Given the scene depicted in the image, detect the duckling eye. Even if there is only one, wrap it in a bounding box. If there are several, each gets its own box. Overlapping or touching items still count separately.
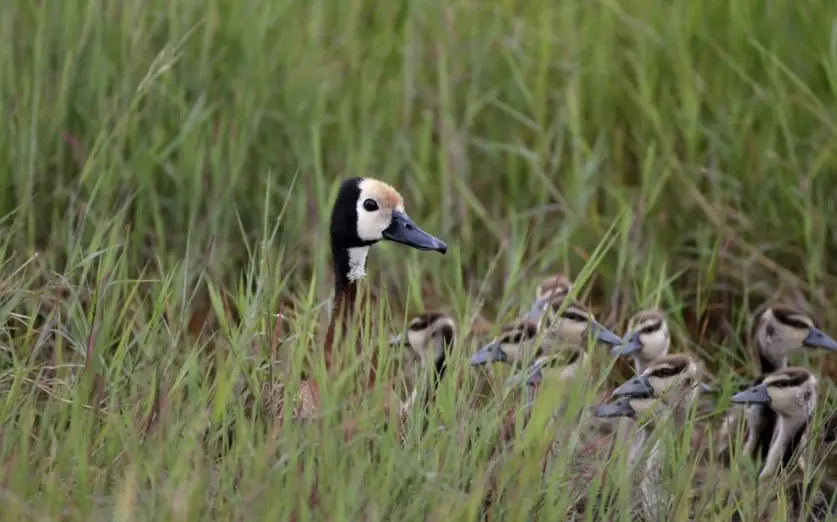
[362,199,379,212]
[641,325,658,335]
[409,320,428,331]
[771,379,793,389]
[652,367,679,378]
[562,312,586,322]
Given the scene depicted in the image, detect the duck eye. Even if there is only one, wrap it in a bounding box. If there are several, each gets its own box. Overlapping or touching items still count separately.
[641,325,658,335]
[652,367,679,378]
[562,312,586,322]
[363,199,379,212]
[409,320,428,331]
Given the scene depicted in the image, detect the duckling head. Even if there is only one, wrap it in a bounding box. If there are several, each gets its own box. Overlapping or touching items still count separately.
[611,353,712,407]
[611,309,670,372]
[390,312,456,364]
[731,367,817,422]
[536,273,574,302]
[755,307,837,370]
[469,319,540,367]
[594,395,658,421]
[539,296,623,349]
[524,274,574,322]
[505,346,587,388]
[330,177,447,285]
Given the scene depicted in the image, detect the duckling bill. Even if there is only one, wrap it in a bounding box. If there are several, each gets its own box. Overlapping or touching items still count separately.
[612,374,713,398]
[730,384,772,406]
[504,349,583,388]
[595,397,640,419]
[468,319,540,366]
[470,297,622,367]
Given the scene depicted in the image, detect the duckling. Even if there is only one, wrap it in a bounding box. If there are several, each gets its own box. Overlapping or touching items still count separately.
[729,367,837,521]
[611,353,713,424]
[479,345,594,520]
[594,395,671,521]
[608,310,674,446]
[389,312,456,417]
[612,309,671,375]
[585,355,716,520]
[718,307,837,465]
[470,296,622,368]
[279,177,447,420]
[533,273,574,306]
[505,345,590,423]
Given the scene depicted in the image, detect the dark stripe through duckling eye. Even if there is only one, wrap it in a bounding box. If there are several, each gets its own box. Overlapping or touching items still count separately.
[501,332,522,344]
[562,311,587,322]
[770,373,809,388]
[650,366,680,379]
[546,350,581,367]
[408,312,446,331]
[499,321,538,344]
[771,308,812,330]
[640,322,661,335]
[409,319,430,331]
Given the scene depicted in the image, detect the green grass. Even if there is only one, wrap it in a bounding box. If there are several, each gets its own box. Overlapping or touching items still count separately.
[2,0,837,519]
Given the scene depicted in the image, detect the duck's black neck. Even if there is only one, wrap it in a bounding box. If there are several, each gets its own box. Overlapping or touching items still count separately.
[325,243,370,372]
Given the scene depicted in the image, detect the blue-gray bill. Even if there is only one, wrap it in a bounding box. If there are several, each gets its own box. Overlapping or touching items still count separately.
[595,397,636,419]
[611,375,653,398]
[505,358,548,388]
[523,297,550,322]
[382,211,448,254]
[469,341,507,366]
[611,332,642,356]
[730,384,771,405]
[803,327,837,351]
[588,321,623,346]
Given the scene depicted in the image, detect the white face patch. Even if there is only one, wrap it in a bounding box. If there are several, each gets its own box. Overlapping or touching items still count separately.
[638,323,669,361]
[550,316,588,345]
[355,179,404,243]
[757,310,809,364]
[346,246,369,282]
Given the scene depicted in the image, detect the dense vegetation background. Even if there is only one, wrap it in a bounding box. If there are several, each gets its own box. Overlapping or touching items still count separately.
[2,0,837,520]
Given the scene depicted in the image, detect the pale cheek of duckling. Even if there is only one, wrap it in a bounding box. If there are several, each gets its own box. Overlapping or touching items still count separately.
[629,397,656,417]
[501,341,527,362]
[646,376,667,395]
[767,391,799,417]
[355,204,393,241]
[558,364,581,382]
[760,323,806,357]
[640,329,668,359]
[406,330,432,360]
[553,320,588,343]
